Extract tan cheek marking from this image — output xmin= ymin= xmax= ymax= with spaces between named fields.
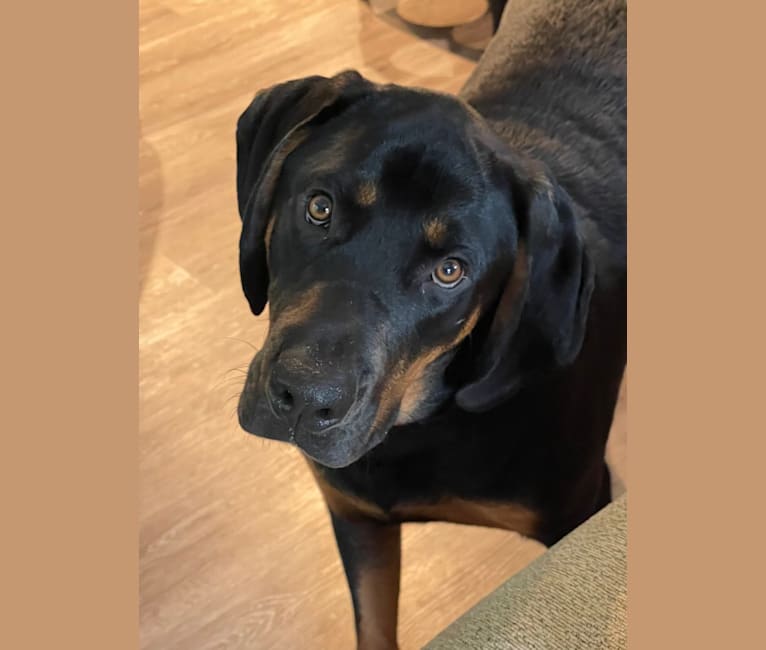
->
xmin=396 ymin=373 xmax=428 ymax=425
xmin=423 ymin=218 xmax=448 ymax=247
xmin=373 ymin=306 xmax=482 ymax=429
xmin=271 ymin=284 xmax=323 ymax=333
xmin=394 ymin=498 xmax=539 ymax=537
xmin=453 ymin=305 xmax=483 ymax=343
xmin=356 ymin=181 xmax=377 ymax=207
xmin=371 ymin=358 xmax=409 ymax=432
xmin=394 ymin=338 xmax=454 ymax=426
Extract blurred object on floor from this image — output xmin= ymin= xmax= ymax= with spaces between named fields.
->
xmin=452 ymin=11 xmax=494 ymax=52
xmin=396 ymin=0 xmax=488 ymax=28
xmin=366 ymin=0 xmax=495 ymax=61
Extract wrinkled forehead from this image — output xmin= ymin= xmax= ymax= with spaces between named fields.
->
xmin=282 ymin=91 xmax=485 ymax=216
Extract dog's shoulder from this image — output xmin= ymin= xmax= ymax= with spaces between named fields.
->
xmin=462 ymin=0 xmax=627 ymax=281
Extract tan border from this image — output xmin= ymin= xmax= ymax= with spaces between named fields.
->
xmin=629 ymin=2 xmax=764 ymax=648
xmin=2 ymin=1 xmax=137 ymax=648
xmin=3 ymin=0 xmax=763 ymax=648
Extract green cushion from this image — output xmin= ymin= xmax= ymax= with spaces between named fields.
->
xmin=424 ymin=494 xmax=627 ymax=649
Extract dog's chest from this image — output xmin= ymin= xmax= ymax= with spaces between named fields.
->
xmin=311 ymin=444 xmax=542 ymax=539
xmin=390 ymin=497 xmax=539 ymax=536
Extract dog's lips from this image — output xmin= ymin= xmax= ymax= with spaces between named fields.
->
xmin=292 ymin=420 xmax=390 ymax=468
xmin=291 ymin=393 xmax=395 ymax=467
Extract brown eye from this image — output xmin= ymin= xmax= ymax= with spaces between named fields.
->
xmin=432 ymin=258 xmax=465 ymax=288
xmin=306 ymin=193 xmax=333 ymax=225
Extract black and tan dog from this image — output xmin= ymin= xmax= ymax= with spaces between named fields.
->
xmin=236 ymin=0 xmax=625 ymax=647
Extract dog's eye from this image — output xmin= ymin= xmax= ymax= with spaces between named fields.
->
xmin=306 ymin=193 xmax=333 ymax=226
xmin=432 ymin=258 xmax=465 ymax=288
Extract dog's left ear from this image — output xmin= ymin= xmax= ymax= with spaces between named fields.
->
xmin=456 ymin=153 xmax=595 ymax=413
xmin=236 ymin=70 xmax=371 ymax=315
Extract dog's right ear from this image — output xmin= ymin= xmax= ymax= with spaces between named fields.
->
xmin=236 ymin=70 xmax=371 ymax=315
xmin=455 ymin=151 xmax=595 ymax=413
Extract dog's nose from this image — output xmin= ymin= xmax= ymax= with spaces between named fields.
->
xmin=268 ymin=355 xmax=354 ymax=433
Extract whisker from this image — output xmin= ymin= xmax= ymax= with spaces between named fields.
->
xmin=224 ymin=392 xmax=242 ymax=406
xmin=223 ymin=366 xmax=249 ymax=376
xmin=224 ymin=336 xmax=260 ymax=352
xmin=211 ymin=374 xmax=247 ymax=394
xmin=211 ymin=364 xmax=250 ymax=391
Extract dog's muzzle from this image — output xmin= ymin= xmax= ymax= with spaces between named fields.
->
xmin=267 ymin=346 xmax=356 ymax=435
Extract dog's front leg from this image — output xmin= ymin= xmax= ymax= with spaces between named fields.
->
xmin=329 ymin=511 xmax=401 ymax=650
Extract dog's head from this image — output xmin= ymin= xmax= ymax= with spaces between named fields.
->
xmin=236 ymin=71 xmax=593 ymax=468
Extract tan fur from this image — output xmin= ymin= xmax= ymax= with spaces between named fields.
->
xmin=271 ymin=284 xmax=324 ymax=333
xmin=532 ymin=169 xmax=555 ymax=201
xmin=371 ymin=365 xmax=406 ymax=433
xmin=393 ymin=498 xmax=539 ymax=537
xmin=423 ymin=218 xmax=448 ymax=247
xmin=490 ymin=244 xmax=529 ymax=334
xmin=356 ymin=544 xmax=400 ymax=650
xmin=264 ymin=214 xmax=275 ymax=262
xmin=257 ymin=128 xmax=310 ymax=266
xmin=309 ymin=463 xmax=400 ymax=649
xmin=395 ymin=372 xmax=429 ymax=425
xmin=374 ymin=306 xmax=482 ymax=430
xmin=311 ymin=461 xmax=538 ymax=537
xmin=356 ymin=181 xmax=377 ymax=207
xmin=310 ymin=463 xmax=387 ymax=521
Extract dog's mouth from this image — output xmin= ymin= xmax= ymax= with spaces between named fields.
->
xmin=290 ymin=412 xmax=393 ymax=468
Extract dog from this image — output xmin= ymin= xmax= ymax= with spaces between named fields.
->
xmin=236 ymin=0 xmax=625 ymax=647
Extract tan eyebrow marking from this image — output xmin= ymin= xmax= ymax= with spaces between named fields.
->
xmin=355 ymin=181 xmax=377 ymax=207
xmin=423 ymin=218 xmax=448 ymax=247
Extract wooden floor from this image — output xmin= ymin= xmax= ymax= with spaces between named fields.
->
xmin=139 ymin=1 xmax=627 ymax=648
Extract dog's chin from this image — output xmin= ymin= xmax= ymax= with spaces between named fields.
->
xmin=295 ymin=432 xmax=376 ymax=468
xmin=293 ymin=418 xmax=394 ymax=468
